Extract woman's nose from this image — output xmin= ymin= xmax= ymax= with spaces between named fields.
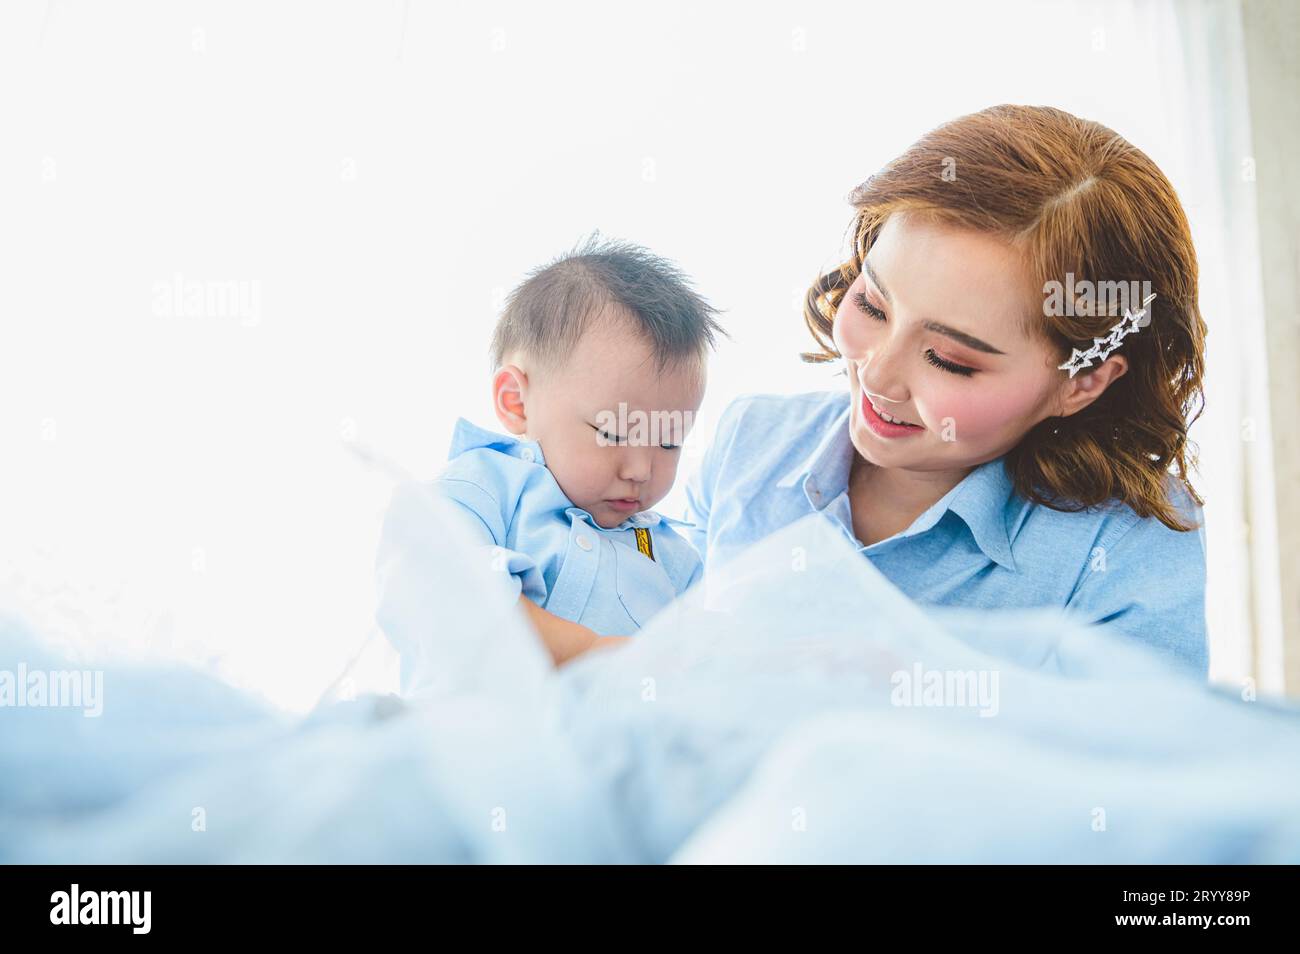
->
xmin=857 ymin=344 xmax=909 ymax=404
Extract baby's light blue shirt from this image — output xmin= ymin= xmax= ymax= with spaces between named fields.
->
xmin=416 ymin=417 xmax=702 ymax=636
xmin=681 ymin=390 xmax=1210 ymax=676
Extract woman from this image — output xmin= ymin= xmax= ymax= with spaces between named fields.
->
xmin=544 ymin=104 xmax=1209 ymax=675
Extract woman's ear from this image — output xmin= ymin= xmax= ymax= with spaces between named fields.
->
xmin=1058 ymin=354 xmax=1127 ymax=418
xmin=492 ymin=364 xmax=529 ymax=435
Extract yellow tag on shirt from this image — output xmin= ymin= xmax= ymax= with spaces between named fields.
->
xmin=633 ymin=527 xmax=655 ymax=562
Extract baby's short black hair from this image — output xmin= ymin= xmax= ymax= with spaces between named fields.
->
xmin=490 ymin=232 xmax=726 ymax=375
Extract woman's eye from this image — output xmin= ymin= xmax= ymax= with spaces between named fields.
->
xmin=854 ymin=291 xmax=887 ymax=322
xmin=924 ymin=348 xmax=977 ymax=377
xmin=853 ymin=289 xmax=978 ymax=378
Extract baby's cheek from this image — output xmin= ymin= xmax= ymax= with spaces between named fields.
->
xmin=571 ymin=446 xmax=610 ymax=495
xmin=551 ymin=440 xmax=605 ymax=504
xmin=655 ymin=456 xmax=681 ymax=498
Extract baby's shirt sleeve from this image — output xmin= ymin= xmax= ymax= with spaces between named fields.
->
xmin=1064 ymin=502 xmax=1209 ymax=677
xmin=426 ymin=462 xmax=547 ymax=604
xmin=374 ymin=446 xmax=548 ymax=626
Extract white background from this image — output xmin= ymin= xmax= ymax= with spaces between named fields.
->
xmin=0 ymin=1 xmax=1260 ymax=709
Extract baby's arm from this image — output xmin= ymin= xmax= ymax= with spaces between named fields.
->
xmin=518 ymin=596 xmax=631 ymax=666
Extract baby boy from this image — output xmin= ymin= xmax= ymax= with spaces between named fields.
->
xmin=406 ymin=236 xmax=722 ymax=664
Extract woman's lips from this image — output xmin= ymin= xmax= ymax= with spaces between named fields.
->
xmin=860 ymin=391 xmax=924 ymax=438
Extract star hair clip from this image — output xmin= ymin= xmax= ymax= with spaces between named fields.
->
xmin=1058 ymin=292 xmax=1157 ymax=378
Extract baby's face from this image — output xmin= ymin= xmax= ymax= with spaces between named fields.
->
xmin=514 ymin=311 xmax=706 ymax=529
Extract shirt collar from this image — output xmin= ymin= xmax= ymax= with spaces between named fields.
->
xmin=944 ymin=456 xmax=1020 ymax=573
xmin=567 ymin=507 xmax=697 ymax=533
xmin=447 ymin=417 xmax=546 ymax=466
xmin=775 ymin=394 xmax=1019 ymax=572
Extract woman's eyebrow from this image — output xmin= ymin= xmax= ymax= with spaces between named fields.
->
xmin=924 ymin=320 xmax=1007 ymax=356
xmin=863 ymin=257 xmax=893 ymax=303
xmin=862 ymin=257 xmax=1007 ymax=356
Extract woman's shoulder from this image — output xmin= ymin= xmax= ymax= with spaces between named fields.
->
xmin=1023 ymin=471 xmax=1206 ymax=599
xmin=1077 ymin=474 xmax=1204 ymax=547
xmin=1113 ymin=475 xmax=1206 ymax=566
xmin=1052 ymin=474 xmax=1208 ymax=675
xmin=685 ymin=390 xmax=849 ymax=502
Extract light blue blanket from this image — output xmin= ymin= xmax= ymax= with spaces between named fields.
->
xmin=4 ymin=482 xmax=1298 ymax=863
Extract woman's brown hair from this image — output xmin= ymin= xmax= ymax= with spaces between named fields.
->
xmin=802 ymin=104 xmax=1206 ymax=531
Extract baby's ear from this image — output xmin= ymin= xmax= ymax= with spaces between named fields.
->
xmin=492 ymin=364 xmax=529 ymax=435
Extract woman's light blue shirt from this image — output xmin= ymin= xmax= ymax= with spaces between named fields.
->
xmin=680 ymin=390 xmax=1209 ymax=675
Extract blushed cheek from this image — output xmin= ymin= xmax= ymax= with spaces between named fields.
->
xmin=831 ymin=321 xmax=857 ymax=365
xmin=926 ymin=386 xmax=1041 ymax=443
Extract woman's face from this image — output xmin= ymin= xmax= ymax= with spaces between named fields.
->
xmin=832 ymin=213 xmax=1080 ymax=474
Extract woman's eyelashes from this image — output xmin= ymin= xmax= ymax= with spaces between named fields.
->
xmin=923 ymin=349 xmax=976 ymax=377
xmin=853 ymin=290 xmax=886 ymax=322
xmin=852 ymin=290 xmax=979 ymax=377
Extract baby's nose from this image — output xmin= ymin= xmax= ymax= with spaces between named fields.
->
xmin=617 ymin=445 xmax=653 ymax=482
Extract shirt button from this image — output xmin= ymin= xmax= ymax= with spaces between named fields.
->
xmin=576 ymin=534 xmax=594 ymax=551
xmin=519 ymin=448 xmax=536 ymax=463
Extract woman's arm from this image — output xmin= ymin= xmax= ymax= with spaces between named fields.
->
xmin=518 ymin=596 xmax=631 ymax=666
